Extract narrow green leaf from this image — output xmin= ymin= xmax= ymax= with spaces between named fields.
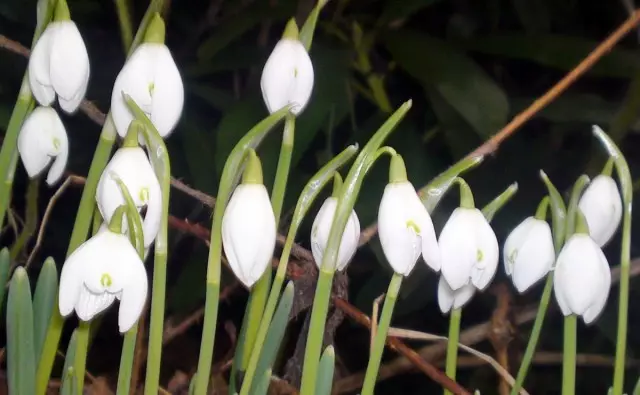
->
xmin=315 ymin=345 xmax=336 ymax=395
xmin=0 ymin=248 xmax=11 ymax=307
xmin=418 ymin=155 xmax=484 ymax=213
xmin=539 ymin=170 xmax=567 ymax=251
xmin=299 ymin=0 xmax=329 ymax=51
xmin=481 ymin=182 xmax=518 ymax=222
xmin=60 ymin=330 xmax=78 ymax=395
xmin=249 ymin=282 xmax=295 ymax=394
xmin=252 ymin=368 xmax=272 ymax=395
xmin=7 ymin=267 xmax=36 ymax=395
xmin=33 ymin=257 xmax=58 ymax=362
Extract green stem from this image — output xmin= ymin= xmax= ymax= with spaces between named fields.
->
xmin=361 ymin=273 xmax=403 ymax=395
xmin=73 ymin=322 xmax=91 ymax=394
xmin=0 ymin=87 xmax=33 ymax=230
xmin=271 ymin=115 xmax=295 ymax=221
xmin=443 ymin=308 xmax=462 ymax=395
xmin=9 ymin=178 xmax=39 ymax=261
xmin=114 ymin=0 xmax=134 ymax=52
xmin=300 ymin=269 xmax=335 ymax=395
xmin=562 ymin=315 xmax=577 ymax=395
xmin=510 ymin=274 xmax=554 ymax=395
xmin=116 ymin=325 xmax=138 ymax=395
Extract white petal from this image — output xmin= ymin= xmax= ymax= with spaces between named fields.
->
xmin=28 ymin=26 xmax=55 ymax=106
xmin=96 ymin=147 xmax=160 ymax=245
xmin=311 ymin=198 xmax=360 ymax=271
xmin=59 ymin=248 xmax=85 ymax=317
xmin=578 ymin=175 xmax=622 ymax=247
xmin=75 ymin=289 xmax=116 ymax=321
xmin=111 ymin=44 xmax=156 ymax=138
xmin=410 ymin=196 xmax=440 ymax=272
xmin=378 ymin=182 xmax=423 ymax=276
xmin=58 ymin=68 xmax=89 ymax=114
xmin=439 ymin=208 xmax=477 ymax=290
xmin=222 ymin=184 xmax=277 ymax=287
xmin=49 ymin=22 xmax=90 ymax=113
xmin=260 ymin=39 xmax=314 ymax=115
xmin=118 ymin=253 xmax=149 ymax=332
xmin=508 ymin=219 xmax=555 ymax=293
xmin=582 ymin=247 xmax=611 ymax=324
xmin=149 ymin=45 xmax=184 ymax=138
xmin=555 ymin=235 xmax=608 ymax=316
xmin=17 ymin=106 xmax=68 ymax=182
xmin=503 ymin=217 xmax=536 ymax=276
xmin=469 ymin=209 xmax=499 ymax=290
xmin=438 ymin=277 xmax=475 ymax=314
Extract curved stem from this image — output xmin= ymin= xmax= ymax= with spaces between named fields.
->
xmin=361 ymin=273 xmax=403 ymax=395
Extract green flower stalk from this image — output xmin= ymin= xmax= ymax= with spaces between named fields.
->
xmin=239 ymin=145 xmax=358 ymax=395
xmin=0 ymin=0 xmax=55 ymax=230
xmin=591 ymin=126 xmax=633 ymax=395
xmin=300 ymin=100 xmax=412 ymax=395
xmin=510 ymin=172 xmax=568 ymax=395
xmin=192 ymin=106 xmax=291 ymax=395
xmin=35 ymin=4 xmax=165 ymax=391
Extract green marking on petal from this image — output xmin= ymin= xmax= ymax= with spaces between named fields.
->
xmin=406 ymin=219 xmax=421 ymax=234
xmin=148 ymin=82 xmax=155 ymax=96
xmin=476 ymin=249 xmax=484 ymax=262
xmin=52 ymin=137 xmax=61 ymax=150
xmin=139 ymin=187 xmax=150 ymax=203
xmin=293 ymin=67 xmax=299 ymax=78
xmin=100 ymin=273 xmax=113 ymax=287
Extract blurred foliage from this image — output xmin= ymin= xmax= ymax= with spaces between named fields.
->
xmin=1 ymin=0 xmax=640 ymax=393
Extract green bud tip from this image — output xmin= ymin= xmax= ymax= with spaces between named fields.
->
xmin=143 ymin=13 xmax=166 ymax=44
xmin=574 ymin=208 xmax=590 ymax=235
xmin=108 ymin=205 xmax=128 ymax=233
xmin=534 ymin=196 xmax=550 ymax=220
xmin=282 ymin=18 xmax=300 ymax=40
xmin=242 ymin=149 xmax=264 ymax=185
xmin=122 ymin=121 xmax=144 ymax=148
xmin=53 ymin=0 xmax=71 ymax=21
xmin=602 ymin=157 xmax=614 ymax=177
xmin=389 ymin=154 xmax=408 ymax=183
xmin=331 ymin=173 xmax=343 ymax=198
xmin=454 ymin=177 xmax=475 ymax=209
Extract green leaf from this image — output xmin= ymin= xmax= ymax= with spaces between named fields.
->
xmin=249 ymin=282 xmax=295 ymax=394
xmin=6 ymin=267 xmax=36 ymax=395
xmin=315 ymin=345 xmax=335 ymax=395
xmin=385 ymin=30 xmax=509 ymax=139
xmin=0 ymin=248 xmax=11 ymax=308
xmin=539 ymin=170 xmax=567 ymax=251
xmin=464 ymin=34 xmax=640 ymax=79
xmin=511 ymin=0 xmax=550 ymax=34
xmin=252 ymin=368 xmax=272 ymax=395
xmin=60 ymin=330 xmax=78 ymax=395
xmin=32 ymin=257 xmax=58 ymax=362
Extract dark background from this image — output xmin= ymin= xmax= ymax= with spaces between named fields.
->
xmin=1 ymin=0 xmax=640 ymax=394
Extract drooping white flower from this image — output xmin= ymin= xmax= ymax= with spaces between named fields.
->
xmin=110 ymin=15 xmax=184 ymax=140
xmin=439 ymin=208 xmax=499 ymax=291
xmin=28 ymin=1 xmax=89 ymax=113
xmin=503 ymin=217 xmax=555 ymax=293
xmin=554 ymin=234 xmax=611 ymax=324
xmin=58 ymin=228 xmax=148 ymax=333
xmin=96 ymin=147 xmax=162 ymax=248
xmin=438 ymin=276 xmax=476 ymax=314
xmin=378 ymin=181 xmax=440 ymax=276
xmin=222 ymin=150 xmax=276 ymax=287
xmin=311 ymin=197 xmax=360 ymax=271
xmin=17 ymin=106 xmax=68 ymax=185
xmin=260 ymin=21 xmax=314 ymax=115
xmin=578 ymin=175 xmax=622 ymax=248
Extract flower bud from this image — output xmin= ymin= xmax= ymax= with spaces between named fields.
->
xmin=311 ymin=197 xmax=360 ymax=271
xmin=578 ymin=175 xmax=622 ymax=247
xmin=438 ymin=276 xmax=475 ymax=313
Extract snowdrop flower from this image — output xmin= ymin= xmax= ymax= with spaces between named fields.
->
xmin=17 ymin=106 xmax=68 ymax=185
xmin=59 ymin=217 xmax=148 ymax=333
xmin=504 ymin=215 xmax=555 ymax=293
xmin=260 ymin=19 xmax=314 ymax=115
xmin=440 ymin=179 xmax=499 ymax=291
xmin=96 ymin=124 xmax=161 ymax=248
xmin=28 ymin=0 xmax=89 ymax=113
xmin=311 ymin=176 xmax=361 ymax=271
xmin=222 ymin=150 xmax=277 ymax=287
xmin=111 ymin=13 xmax=184 ymax=140
xmin=438 ymin=277 xmax=476 ymax=314
xmin=578 ymin=173 xmax=622 ymax=248
xmin=554 ymin=212 xmax=611 ymax=324
xmin=378 ymin=155 xmax=440 ymax=276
